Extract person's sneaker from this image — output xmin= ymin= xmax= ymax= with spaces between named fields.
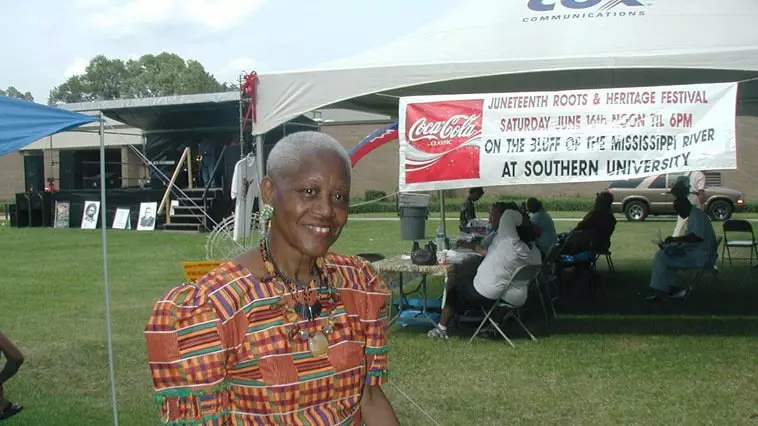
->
xmin=670 ymin=288 xmax=688 ymax=299
xmin=427 ymin=326 xmax=448 ymax=339
xmin=645 ymin=293 xmax=667 ymax=301
xmin=0 ymin=402 xmax=23 ymax=420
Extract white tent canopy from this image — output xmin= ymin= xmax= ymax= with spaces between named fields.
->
xmin=20 ymin=116 xmax=141 ymax=150
xmin=253 ymin=0 xmax=758 ymax=135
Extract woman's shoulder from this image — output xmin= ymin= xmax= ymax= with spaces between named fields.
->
xmin=157 ymin=261 xmax=255 ymax=314
xmin=323 ymin=252 xmax=371 ymax=273
xmin=195 ymin=261 xmax=252 ymax=288
xmin=323 ymin=252 xmax=388 ymax=293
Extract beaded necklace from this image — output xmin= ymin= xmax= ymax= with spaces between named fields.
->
xmin=260 ymin=236 xmax=339 ymax=357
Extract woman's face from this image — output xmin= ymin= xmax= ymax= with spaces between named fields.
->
xmin=262 ymin=150 xmax=350 ymax=258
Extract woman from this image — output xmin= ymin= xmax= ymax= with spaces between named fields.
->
xmin=428 ymin=209 xmax=542 ymax=338
xmin=0 ymin=330 xmax=24 ymax=421
xmin=457 ymin=201 xmax=509 ymax=254
xmin=145 ymin=132 xmax=399 ymax=425
xmin=563 ymin=191 xmax=616 ymax=255
xmin=526 ymin=197 xmax=558 ymax=257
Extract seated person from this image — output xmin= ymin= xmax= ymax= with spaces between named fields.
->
xmin=458 ymin=201 xmax=514 ymax=253
xmin=429 ymin=209 xmax=542 ymax=339
xmin=646 ymin=197 xmax=716 ymax=301
xmin=459 ymin=187 xmax=485 ymax=230
xmin=527 ymin=197 xmax=558 ymax=256
xmin=563 ymin=191 xmax=617 ymax=254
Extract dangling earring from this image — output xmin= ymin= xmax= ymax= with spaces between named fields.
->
xmin=258 ymin=203 xmax=274 ymax=243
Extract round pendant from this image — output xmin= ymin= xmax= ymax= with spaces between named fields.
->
xmin=308 ymin=332 xmax=329 ymax=357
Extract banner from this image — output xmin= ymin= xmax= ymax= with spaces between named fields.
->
xmin=398 ymin=82 xmax=738 ymax=192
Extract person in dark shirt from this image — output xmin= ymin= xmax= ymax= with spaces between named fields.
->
xmin=459 ymin=187 xmax=484 ymax=230
xmin=572 ymin=191 xmax=617 ymax=252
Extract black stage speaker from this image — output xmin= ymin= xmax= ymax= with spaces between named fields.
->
xmin=59 ymin=151 xmax=75 ymax=190
xmin=24 ymin=153 xmax=45 ymax=192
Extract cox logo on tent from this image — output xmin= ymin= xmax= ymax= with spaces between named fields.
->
xmin=528 ymin=0 xmax=644 ymax=12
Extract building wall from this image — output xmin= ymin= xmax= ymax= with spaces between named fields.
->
xmin=121 ymin=147 xmax=148 ymax=187
xmin=324 ymin=115 xmax=758 ymax=201
xmin=0 ymin=152 xmax=25 ymax=201
xmin=321 ymin=123 xmax=399 ymax=198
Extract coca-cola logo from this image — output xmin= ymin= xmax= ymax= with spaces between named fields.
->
xmin=407 ymin=114 xmax=481 ymax=144
xmin=403 ymin=98 xmax=484 ymax=184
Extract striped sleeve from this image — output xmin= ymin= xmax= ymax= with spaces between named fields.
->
xmin=144 ymin=283 xmax=232 ymax=425
xmin=360 ymin=261 xmax=391 ymax=386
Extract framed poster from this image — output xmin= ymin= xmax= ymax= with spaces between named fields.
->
xmin=112 ymin=208 xmax=131 ymax=230
xmin=81 ymin=201 xmax=100 ymax=229
xmin=54 ymin=201 xmax=70 ymax=228
xmin=137 ymin=202 xmax=157 ymax=231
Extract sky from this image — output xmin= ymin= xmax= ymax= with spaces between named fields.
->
xmin=0 ymin=0 xmax=457 ymax=103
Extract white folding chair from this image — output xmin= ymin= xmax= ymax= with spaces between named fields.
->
xmin=469 ymin=264 xmax=541 ymax=347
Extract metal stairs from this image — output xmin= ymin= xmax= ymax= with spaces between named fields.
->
xmin=162 ymin=188 xmax=223 ymax=232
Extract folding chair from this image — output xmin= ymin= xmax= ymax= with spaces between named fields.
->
xmin=682 ymin=236 xmax=723 ymax=303
xmin=596 ymin=245 xmax=615 ymax=274
xmin=558 ymin=230 xmax=599 ymax=292
xmin=469 ymin=264 xmax=541 ymax=347
xmin=721 ymin=220 xmax=758 ymax=268
xmin=538 ymin=243 xmax=564 ymax=320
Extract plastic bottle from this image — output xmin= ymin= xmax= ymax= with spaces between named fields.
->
xmin=435 ymin=225 xmax=445 ymax=253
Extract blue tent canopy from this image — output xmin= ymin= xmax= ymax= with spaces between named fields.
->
xmin=0 ymin=95 xmax=100 ymax=156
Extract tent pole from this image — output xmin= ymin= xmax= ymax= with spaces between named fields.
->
xmin=255 ymin=135 xmax=264 ymax=180
xmin=98 ymin=113 xmax=120 ymax=426
xmin=439 ymin=190 xmax=446 ymax=240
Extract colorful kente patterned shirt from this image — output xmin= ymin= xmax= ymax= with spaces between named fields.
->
xmin=145 ymin=253 xmax=390 ymax=425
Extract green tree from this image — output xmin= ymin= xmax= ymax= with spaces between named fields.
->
xmin=0 ymin=86 xmax=34 ymax=101
xmin=49 ymin=53 xmax=233 ymax=104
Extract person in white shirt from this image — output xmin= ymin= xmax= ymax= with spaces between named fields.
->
xmin=231 ymin=155 xmax=259 ymax=242
xmin=527 ymin=197 xmax=558 ymax=257
xmin=673 ymin=170 xmax=706 ymax=237
xmin=428 ymin=208 xmax=542 ymax=339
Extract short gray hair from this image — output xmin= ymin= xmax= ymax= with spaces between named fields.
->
xmin=266 ymin=131 xmax=352 ymax=180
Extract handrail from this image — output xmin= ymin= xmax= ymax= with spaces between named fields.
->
xmin=199 ymin=145 xmax=227 ymax=231
xmin=158 ymin=147 xmax=191 ymax=223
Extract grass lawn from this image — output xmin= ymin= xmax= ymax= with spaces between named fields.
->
xmin=1 ymin=219 xmax=758 ymax=425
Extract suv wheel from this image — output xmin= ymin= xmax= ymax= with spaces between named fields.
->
xmin=624 ymin=200 xmax=648 ymax=222
xmin=708 ymin=199 xmax=732 ymax=221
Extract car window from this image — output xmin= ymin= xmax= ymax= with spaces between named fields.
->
xmin=650 ymin=175 xmax=666 ymax=189
xmin=609 ymin=178 xmax=644 ymax=189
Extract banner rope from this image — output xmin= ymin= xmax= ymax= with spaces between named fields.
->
xmin=348 ymin=191 xmax=400 ymax=208
xmin=386 ymin=381 xmax=442 ymax=426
